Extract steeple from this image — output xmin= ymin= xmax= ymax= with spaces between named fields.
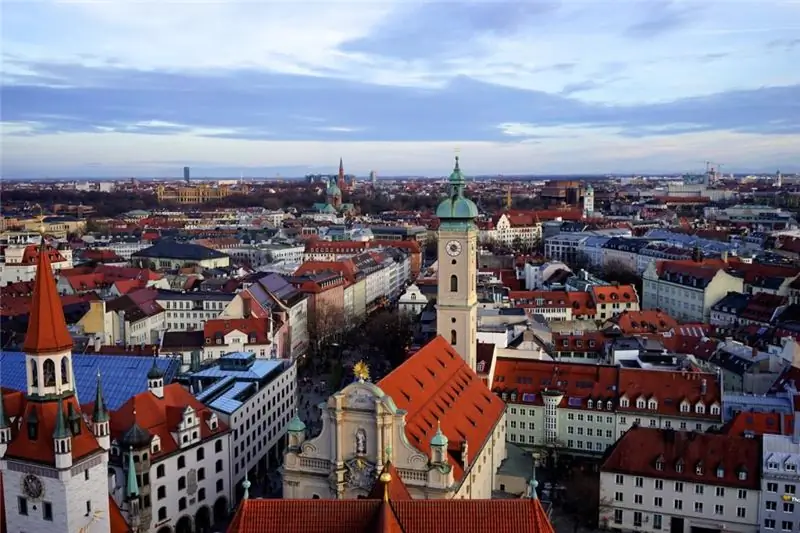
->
xmin=92 ymin=368 xmax=111 ymax=450
xmin=147 ymin=357 xmax=164 ymax=398
xmin=53 ymin=396 xmax=73 ymax=469
xmin=125 ymin=446 xmax=141 ymax=528
xmin=338 ymin=157 xmax=346 ymax=190
xmin=23 ymin=238 xmax=73 ymax=355
xmin=242 ymin=470 xmax=251 ymax=500
xmin=430 ymin=420 xmax=449 ymax=465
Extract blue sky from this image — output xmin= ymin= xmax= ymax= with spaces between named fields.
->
xmin=2 ymin=0 xmax=799 ymax=178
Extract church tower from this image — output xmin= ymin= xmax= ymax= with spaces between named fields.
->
xmin=1 ymin=239 xmax=110 ymax=533
xmin=435 ymin=156 xmax=479 ymax=370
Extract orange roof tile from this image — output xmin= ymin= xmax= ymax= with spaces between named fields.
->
xmin=602 ymin=427 xmax=761 ymax=490
xmin=227 ymin=498 xmax=555 ymax=533
xmin=5 ymin=394 xmax=102 ymax=466
xmin=23 ymin=242 xmax=74 ymax=355
xmin=618 ymin=368 xmax=721 ymax=420
xmin=109 ymin=384 xmax=228 ymax=458
xmin=377 ymin=336 xmax=506 ymax=482
xmin=721 ymin=411 xmax=794 ymax=437
xmin=109 ymin=496 xmax=132 ymax=533
xmin=609 ymin=310 xmax=677 ymax=335
xmin=203 ymin=317 xmax=271 ymax=345
xmin=590 ymin=284 xmax=638 ymax=305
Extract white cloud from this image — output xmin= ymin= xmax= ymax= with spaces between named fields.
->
xmin=4 ymin=1 xmax=799 ymax=104
xmin=3 ymin=123 xmax=798 ymax=176
xmin=313 ymin=126 xmax=364 ymax=133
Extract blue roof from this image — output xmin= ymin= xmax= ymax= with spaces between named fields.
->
xmin=191 ymin=358 xmax=284 ymax=381
xmin=208 ymin=381 xmax=254 ymax=414
xmin=0 ymin=352 xmax=181 ymax=410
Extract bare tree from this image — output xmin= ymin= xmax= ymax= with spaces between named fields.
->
xmin=560 ymin=469 xmax=612 ymax=533
xmin=309 ymin=301 xmax=345 ymax=355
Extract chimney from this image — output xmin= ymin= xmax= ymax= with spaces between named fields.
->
xmin=94 ymin=336 xmax=102 ymax=353
xmin=701 ymin=379 xmax=707 ymax=396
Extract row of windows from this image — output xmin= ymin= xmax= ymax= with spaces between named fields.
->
xmin=18 ymin=498 xmax=93 ymax=521
xmin=615 ymin=475 xmax=755 ymax=495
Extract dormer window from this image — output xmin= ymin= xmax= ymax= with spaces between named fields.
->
xmin=597 ymin=401 xmax=603 ymax=410
xmin=655 ymin=455 xmax=665 ymax=471
xmin=768 ymin=461 xmax=779 ymax=470
xmin=716 ymin=467 xmax=724 ymax=478
xmin=675 ymin=460 xmax=684 ymax=473
xmin=710 ymin=405 xmax=720 ymax=415
xmin=680 ymin=401 xmax=690 ymax=413
xmin=738 ymin=470 xmax=747 ymax=481
xmin=695 ymin=461 xmax=704 ymax=475
xmin=695 ymin=404 xmax=705 ymax=414
xmin=636 ymin=398 xmax=646 ymax=409
xmin=588 ymin=400 xmax=594 ymax=409
xmin=620 ymin=398 xmax=629 ymax=408
xmin=606 ymin=401 xmax=613 ymax=410
xmin=786 ymin=462 xmax=797 ymax=473
xmin=648 ymin=399 xmax=658 ymax=410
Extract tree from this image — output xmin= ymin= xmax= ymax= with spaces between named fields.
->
xmin=560 ymin=470 xmax=612 ymax=533
xmin=364 ymin=309 xmax=414 ymax=369
xmin=309 ymin=301 xmax=346 ymax=356
xmin=600 ymin=259 xmax=643 ymax=296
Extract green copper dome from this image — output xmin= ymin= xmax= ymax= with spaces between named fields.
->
xmin=288 ymin=412 xmax=306 ymax=432
xmin=430 ymin=421 xmax=448 ymax=447
xmin=436 ymin=156 xmax=478 ymax=220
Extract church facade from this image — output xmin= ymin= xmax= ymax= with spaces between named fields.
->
xmin=282 ymin=157 xmax=507 ymax=500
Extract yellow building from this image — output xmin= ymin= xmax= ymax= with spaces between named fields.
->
xmin=156 ymin=184 xmax=234 ymax=204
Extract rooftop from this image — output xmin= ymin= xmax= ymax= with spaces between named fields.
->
xmin=0 ymin=352 xmax=180 ymax=410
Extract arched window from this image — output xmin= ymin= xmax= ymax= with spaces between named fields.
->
xmin=450 ymin=275 xmax=458 ymax=292
xmin=30 ymin=360 xmax=39 ymax=387
xmin=43 ymin=359 xmax=56 ymax=387
xmin=450 ymin=330 xmax=457 ymax=345
xmin=61 ymin=357 xmax=70 ymax=384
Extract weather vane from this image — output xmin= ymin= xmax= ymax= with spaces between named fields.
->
xmin=353 ymin=360 xmax=370 ymax=382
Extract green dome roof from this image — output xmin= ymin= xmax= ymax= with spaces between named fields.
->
xmin=430 ymin=423 xmax=448 ymax=447
xmin=436 ymin=196 xmax=479 ymax=219
xmin=288 ymin=413 xmax=306 ymax=432
xmin=436 ymin=156 xmax=478 ymax=220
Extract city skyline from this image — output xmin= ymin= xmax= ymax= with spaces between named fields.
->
xmin=2 ymin=0 xmax=799 ymax=178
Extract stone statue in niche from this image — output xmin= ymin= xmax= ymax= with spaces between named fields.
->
xmin=355 ymin=428 xmax=367 ymax=455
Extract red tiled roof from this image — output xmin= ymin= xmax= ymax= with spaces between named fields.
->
xmin=227 ymin=497 xmax=555 ymax=533
xmin=721 ymin=411 xmax=794 ymax=437
xmin=377 ymin=336 xmax=506 ymax=482
xmin=552 ymin=331 xmax=609 ymax=353
xmin=108 ymin=384 xmax=228 ymax=458
xmin=492 ymin=359 xmax=619 ymax=408
xmin=23 ymin=242 xmax=74 ymax=354
xmin=109 ymin=496 xmax=132 ymax=533
xmin=5 ymin=394 xmax=102 ymax=466
xmin=602 ymin=427 xmax=761 ymax=490
xmin=590 ymin=284 xmax=638 ymax=305
xmin=567 ymin=292 xmax=596 ymax=317
xmin=609 ymin=310 xmax=677 ymax=335
xmin=618 ymin=368 xmax=721 ymax=420
xmin=366 ymin=462 xmax=412 ymax=501
xmin=203 ymin=317 xmax=271 ymax=345
xmin=295 ymin=259 xmax=358 ymax=282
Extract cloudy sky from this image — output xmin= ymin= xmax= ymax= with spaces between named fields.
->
xmin=2 ymin=0 xmax=799 ymax=178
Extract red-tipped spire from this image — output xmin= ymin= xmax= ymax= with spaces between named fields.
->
xmin=23 ymin=241 xmax=73 ymax=354
xmin=338 ymin=157 xmax=346 ymax=190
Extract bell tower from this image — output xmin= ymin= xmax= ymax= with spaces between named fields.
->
xmin=435 ymin=156 xmax=478 ymax=370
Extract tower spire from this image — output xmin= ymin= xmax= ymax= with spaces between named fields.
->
xmin=24 ymin=237 xmax=73 ymax=354
xmin=126 ymin=446 xmax=140 ymax=499
xmin=338 ymin=157 xmax=346 ymax=191
xmin=93 ymin=368 xmax=109 ymax=423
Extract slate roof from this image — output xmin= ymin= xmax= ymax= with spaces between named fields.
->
xmin=0 ymin=352 xmax=180 ymax=410
xmin=132 ymin=240 xmax=228 ymax=260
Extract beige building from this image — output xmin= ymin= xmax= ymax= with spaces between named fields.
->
xmin=481 ymin=213 xmax=542 ymax=249
xmin=642 ymin=259 xmax=744 ymax=322
xmin=282 ymin=158 xmax=507 ymax=501
xmin=492 ymin=359 xmax=724 ymax=456
xmin=601 ymin=427 xmax=761 ymax=533
xmin=281 ymin=337 xmax=507 ymax=500
xmin=156 ymin=183 xmax=234 ymax=204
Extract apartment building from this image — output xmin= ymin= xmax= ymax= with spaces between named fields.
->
xmin=601 ymin=237 xmax=650 ymax=273
xmin=544 ymin=230 xmax=631 ymax=265
xmin=508 ymin=284 xmax=638 ymax=322
xmin=0 ymin=243 xmax=73 ymax=284
xmin=600 ymin=427 xmax=761 ymax=533
xmin=480 ymin=212 xmax=543 ymax=249
xmin=156 ymin=290 xmax=236 ymax=331
xmin=642 ymin=259 xmax=744 ymax=322
xmin=492 ymin=359 xmax=723 ymax=456
xmin=189 ymin=353 xmax=297 ymax=503
xmin=106 ymin=288 xmax=167 ymax=345
xmin=760 ymin=432 xmax=800 ymax=532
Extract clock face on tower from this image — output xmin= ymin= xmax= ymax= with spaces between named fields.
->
xmin=22 ymin=474 xmax=44 ymax=500
xmin=446 ymin=240 xmax=463 ymax=257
